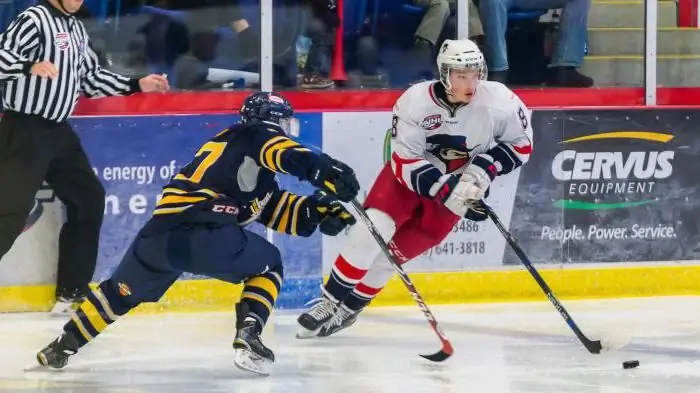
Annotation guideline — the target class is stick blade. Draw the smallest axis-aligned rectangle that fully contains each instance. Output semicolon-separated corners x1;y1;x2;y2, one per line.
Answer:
586;339;603;354
419;345;454;362
419;351;452;362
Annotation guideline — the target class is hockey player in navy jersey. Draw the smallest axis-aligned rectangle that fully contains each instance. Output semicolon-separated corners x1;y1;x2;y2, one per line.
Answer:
35;91;360;376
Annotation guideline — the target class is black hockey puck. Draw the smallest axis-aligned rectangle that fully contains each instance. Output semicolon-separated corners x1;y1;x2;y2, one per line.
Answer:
622;360;640;369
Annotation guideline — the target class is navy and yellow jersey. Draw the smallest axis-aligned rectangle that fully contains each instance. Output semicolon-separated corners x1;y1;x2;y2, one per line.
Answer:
153;122;317;228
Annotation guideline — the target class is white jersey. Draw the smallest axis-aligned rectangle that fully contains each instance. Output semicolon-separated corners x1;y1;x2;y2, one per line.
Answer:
389;80;533;196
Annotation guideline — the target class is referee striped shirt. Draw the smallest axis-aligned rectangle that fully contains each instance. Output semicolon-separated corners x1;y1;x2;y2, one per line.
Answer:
0;1;140;122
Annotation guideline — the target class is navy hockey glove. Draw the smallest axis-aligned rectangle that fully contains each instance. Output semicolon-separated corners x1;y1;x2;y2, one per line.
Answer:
308;154;360;202
311;190;356;236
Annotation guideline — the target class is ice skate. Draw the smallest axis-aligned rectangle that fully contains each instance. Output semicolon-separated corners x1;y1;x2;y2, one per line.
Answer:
36;331;80;369
233;303;274;376
318;304;359;337
296;290;340;339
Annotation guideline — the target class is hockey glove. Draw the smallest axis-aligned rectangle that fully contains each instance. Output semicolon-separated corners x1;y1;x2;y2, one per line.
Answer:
431;173;492;219
430;174;473;217
308;154;360;202
464;199;488;222
461;154;498;198
310;190;356;236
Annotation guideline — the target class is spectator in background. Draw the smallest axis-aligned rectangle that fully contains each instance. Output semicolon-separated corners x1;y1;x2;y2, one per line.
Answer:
172;26;260;90
412;0;483;79
214;1;302;88
299;0;338;89
173;27;223;90
138;0;190;75
479;0;593;87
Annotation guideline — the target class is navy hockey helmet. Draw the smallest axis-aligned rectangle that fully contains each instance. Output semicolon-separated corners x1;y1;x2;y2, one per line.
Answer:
239;91;299;136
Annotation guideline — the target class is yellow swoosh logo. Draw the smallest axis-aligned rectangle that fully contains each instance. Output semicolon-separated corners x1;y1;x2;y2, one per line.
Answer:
561;131;674;144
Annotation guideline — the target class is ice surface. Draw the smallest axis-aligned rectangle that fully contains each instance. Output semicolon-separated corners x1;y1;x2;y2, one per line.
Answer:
3;296;700;392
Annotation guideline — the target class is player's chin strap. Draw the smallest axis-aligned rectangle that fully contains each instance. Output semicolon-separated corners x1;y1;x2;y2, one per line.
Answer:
483;202;604;354
349;199;454;362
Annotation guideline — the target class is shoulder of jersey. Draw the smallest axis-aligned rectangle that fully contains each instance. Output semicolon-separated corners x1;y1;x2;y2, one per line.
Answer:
22;5;46;17
475;80;519;106
404;80;436;98
396;80;438;110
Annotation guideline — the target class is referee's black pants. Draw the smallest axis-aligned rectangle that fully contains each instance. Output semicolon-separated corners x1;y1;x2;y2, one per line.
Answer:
0;111;105;299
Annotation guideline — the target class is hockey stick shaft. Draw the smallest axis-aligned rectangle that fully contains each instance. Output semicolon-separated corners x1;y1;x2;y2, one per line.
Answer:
349;199;454;361
484;205;602;354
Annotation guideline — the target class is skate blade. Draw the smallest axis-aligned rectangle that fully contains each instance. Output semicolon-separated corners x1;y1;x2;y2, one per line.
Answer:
23;362;61;373
233;349;271;377
295;325;322;339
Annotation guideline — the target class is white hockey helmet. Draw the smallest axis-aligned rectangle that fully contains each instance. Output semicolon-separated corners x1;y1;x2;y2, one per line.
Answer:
436;39;487;90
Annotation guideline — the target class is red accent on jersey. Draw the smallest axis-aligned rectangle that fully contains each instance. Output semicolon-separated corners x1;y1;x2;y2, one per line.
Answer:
512;144;533;155
391;152;422;188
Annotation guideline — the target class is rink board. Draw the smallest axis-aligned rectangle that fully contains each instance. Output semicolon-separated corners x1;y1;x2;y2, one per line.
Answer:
2;108;700;312
3;264;700;313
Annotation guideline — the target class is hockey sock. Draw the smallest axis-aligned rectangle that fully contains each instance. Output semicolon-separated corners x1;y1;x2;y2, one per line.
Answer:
240;270;282;333
63;281;133;347
324;208;396;302
343;252;399;312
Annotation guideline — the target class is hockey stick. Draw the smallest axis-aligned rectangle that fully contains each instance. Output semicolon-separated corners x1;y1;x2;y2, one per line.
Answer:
349;199;454;362
484;204;603;354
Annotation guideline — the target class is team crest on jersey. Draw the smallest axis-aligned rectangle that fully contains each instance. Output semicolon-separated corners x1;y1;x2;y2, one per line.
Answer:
426;134;477;173
54;32;69;50
420;114;443;130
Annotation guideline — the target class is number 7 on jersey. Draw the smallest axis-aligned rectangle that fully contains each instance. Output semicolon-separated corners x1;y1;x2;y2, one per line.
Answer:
174;142;227;184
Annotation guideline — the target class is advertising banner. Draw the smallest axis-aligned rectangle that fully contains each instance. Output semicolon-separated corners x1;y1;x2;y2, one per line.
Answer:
508;109;700;264
321;112;521;272
5;108;700;294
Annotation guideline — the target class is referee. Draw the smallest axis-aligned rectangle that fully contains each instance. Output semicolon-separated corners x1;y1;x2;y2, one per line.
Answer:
0;0;169;313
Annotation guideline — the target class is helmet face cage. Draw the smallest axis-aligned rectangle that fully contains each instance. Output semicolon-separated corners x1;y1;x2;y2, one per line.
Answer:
439;60;487;92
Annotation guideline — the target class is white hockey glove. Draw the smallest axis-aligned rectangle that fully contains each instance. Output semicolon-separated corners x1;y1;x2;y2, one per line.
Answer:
429;174;477;217
431;154;498;218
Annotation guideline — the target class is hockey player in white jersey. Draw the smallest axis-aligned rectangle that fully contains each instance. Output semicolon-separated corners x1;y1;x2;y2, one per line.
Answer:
296;38;534;338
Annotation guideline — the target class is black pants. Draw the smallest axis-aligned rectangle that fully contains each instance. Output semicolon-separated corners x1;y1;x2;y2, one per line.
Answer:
0;111;105;298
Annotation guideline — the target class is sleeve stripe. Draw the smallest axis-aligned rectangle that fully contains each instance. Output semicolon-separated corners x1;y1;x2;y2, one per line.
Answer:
260;136;302;173
513;144;532;155
272;140;300;173
259;136;287;172
81;43;131;97
267;191;290;227
290;196;307;236
277;194;298;232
